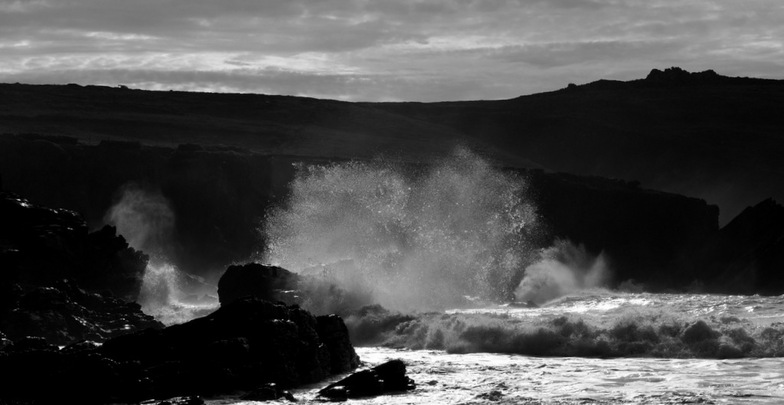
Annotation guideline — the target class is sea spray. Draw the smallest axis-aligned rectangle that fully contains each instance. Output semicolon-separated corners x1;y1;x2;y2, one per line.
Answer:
138;261;218;325
514;240;611;305
105;184;218;324
263;147;539;312
104;184;174;255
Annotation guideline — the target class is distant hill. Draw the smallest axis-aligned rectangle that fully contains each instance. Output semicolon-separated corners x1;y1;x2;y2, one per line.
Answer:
365;67;784;223
2;67;783;222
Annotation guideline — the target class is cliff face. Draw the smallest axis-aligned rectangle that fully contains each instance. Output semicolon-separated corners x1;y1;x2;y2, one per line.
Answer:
0;135;278;277
692;199;784;294
1;134;743;294
4;71;784;224
527;171;720;289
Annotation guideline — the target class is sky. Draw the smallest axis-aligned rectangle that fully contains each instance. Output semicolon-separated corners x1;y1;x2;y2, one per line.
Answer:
1;0;782;101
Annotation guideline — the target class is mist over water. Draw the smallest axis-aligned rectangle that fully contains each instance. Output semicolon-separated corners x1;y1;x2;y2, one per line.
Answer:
515;240;611;305
263;147;539;312
105;185;218;324
105;184;174;255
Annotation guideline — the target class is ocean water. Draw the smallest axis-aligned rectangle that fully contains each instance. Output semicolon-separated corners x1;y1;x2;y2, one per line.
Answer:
208;291;784;404
193;149;784;403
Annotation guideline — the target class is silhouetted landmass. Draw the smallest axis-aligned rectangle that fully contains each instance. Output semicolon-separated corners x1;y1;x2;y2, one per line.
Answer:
0;297;359;404
690;198;784;294
1;68;783;294
527;170;719;290
3;68;783;222
367;67;784;224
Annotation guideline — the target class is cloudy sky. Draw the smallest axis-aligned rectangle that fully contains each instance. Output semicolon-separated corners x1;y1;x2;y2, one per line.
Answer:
1;0;782;101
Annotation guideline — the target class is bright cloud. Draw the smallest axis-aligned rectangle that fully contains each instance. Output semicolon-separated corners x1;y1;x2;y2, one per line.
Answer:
0;0;782;100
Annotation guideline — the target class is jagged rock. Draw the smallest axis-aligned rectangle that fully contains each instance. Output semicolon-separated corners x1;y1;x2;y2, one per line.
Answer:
217;263;300;305
318;359;415;400
99;298;358;394
693;198;784;294
139;396;205;405
0;192;148;301
241;382;297;402
645;67;723;86
0;331;12;350
84;224;149;300
0;191;87;287
342;304;417;346
0;279;163;345
0;298;359;404
8;336;57;352
317;314;361;374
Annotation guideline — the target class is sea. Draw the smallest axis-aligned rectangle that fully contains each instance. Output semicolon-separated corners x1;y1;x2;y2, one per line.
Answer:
205;291;784;404
159;150;784;404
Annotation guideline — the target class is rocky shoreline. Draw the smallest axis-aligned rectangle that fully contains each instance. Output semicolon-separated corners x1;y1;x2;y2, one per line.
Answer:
0;192;417;404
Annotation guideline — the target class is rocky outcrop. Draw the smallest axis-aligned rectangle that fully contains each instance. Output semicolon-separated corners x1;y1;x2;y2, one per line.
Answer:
217;263;300;305
644;67;724;86
318;359;415;400
692;198;784;294
241;383;296;402
1;192;159;346
0;298;359;404
0;278;163;345
0;191;148;301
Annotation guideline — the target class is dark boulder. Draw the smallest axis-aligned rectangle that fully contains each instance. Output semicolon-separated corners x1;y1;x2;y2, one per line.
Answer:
0;298;359;404
342;304;418;346
217;263;300;305
0;278;163;345
0;192;148;301
84;224;149;300
99;298;359;395
318;359;415;400
317;314;361;374
241;382;297;402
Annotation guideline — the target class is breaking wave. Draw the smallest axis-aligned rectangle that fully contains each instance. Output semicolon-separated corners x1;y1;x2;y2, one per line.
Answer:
262;147;539;312
344;292;784;359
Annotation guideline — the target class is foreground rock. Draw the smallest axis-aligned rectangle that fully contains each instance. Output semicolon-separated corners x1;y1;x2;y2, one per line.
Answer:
0;192;159;346
0;278;163;345
217;263;300;305
0;191;148;302
0;298;359;404
217;262;376;317
318;359;415;401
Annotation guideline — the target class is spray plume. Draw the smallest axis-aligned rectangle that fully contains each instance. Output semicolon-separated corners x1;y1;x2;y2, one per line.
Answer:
514;240;611;305
105;184;217;324
262;147;539;312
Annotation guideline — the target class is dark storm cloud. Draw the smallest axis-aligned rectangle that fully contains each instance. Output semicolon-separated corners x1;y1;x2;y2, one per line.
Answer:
1;0;783;101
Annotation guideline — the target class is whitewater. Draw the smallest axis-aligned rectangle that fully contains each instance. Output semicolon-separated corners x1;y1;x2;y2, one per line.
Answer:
132;147;784;403
209;291;784;404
